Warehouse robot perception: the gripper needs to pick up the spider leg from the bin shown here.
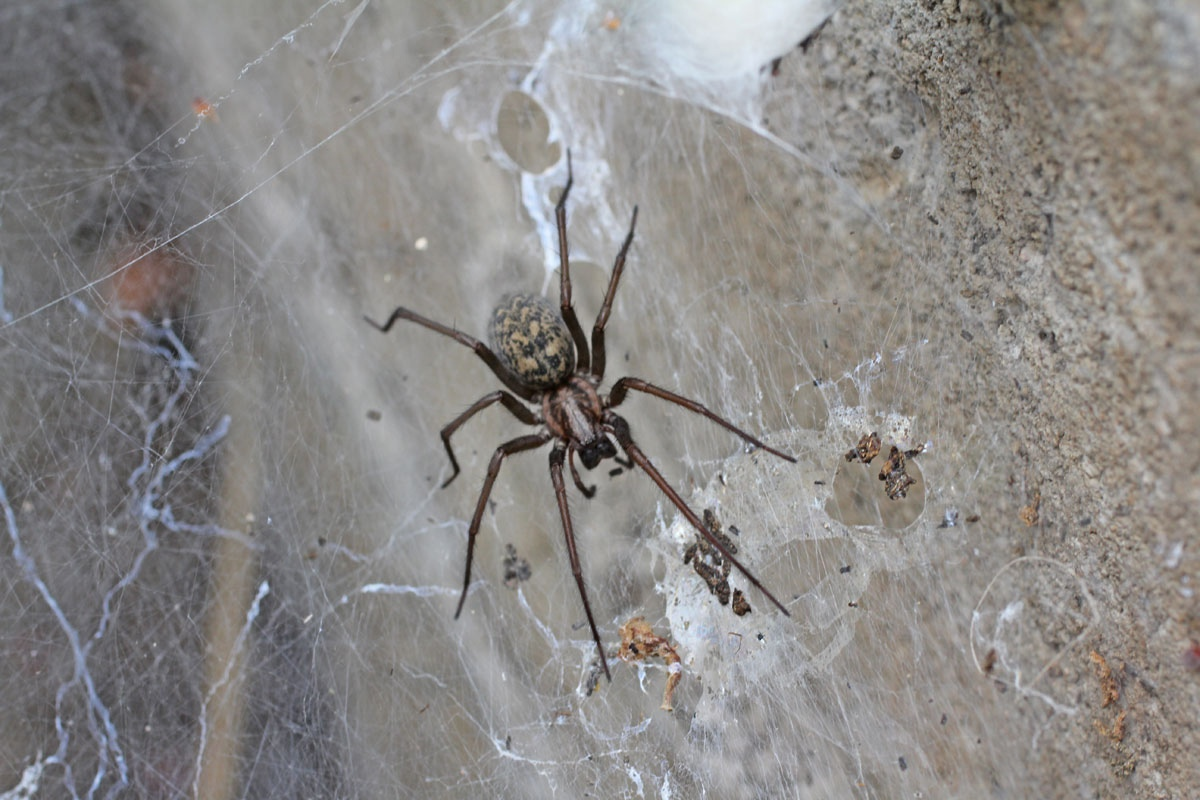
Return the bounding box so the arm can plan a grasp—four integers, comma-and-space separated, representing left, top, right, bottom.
364, 308, 535, 402
589, 205, 638, 381
555, 150, 591, 372
454, 432, 551, 620
438, 391, 540, 488
567, 446, 597, 498
607, 377, 797, 463
549, 444, 611, 681
606, 413, 792, 618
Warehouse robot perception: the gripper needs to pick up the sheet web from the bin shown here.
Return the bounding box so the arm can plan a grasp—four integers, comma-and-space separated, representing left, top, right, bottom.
0, 1, 1097, 798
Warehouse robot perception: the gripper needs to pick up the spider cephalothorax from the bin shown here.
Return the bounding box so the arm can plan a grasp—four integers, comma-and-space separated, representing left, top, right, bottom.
366, 152, 795, 680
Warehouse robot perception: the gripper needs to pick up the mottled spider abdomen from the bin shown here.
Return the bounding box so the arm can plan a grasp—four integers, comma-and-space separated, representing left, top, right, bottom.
488, 293, 576, 390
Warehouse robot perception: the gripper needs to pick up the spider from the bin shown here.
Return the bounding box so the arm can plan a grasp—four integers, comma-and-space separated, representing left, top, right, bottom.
365, 153, 795, 680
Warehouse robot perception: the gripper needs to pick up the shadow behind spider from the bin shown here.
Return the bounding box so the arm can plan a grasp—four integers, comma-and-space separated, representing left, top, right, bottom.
365, 154, 795, 681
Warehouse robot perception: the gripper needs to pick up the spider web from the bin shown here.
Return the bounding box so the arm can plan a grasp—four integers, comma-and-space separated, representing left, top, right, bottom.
2, 0, 1196, 798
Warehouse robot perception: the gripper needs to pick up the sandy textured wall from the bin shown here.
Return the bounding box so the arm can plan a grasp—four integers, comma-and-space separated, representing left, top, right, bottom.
865, 2, 1199, 789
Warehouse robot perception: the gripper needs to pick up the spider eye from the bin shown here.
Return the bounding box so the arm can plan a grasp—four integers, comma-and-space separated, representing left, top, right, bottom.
578, 437, 617, 470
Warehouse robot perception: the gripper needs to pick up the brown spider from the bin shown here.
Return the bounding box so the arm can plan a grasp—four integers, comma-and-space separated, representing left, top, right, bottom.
365, 153, 795, 680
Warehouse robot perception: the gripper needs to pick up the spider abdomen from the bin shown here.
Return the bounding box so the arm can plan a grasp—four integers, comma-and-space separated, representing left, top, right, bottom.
489, 293, 576, 390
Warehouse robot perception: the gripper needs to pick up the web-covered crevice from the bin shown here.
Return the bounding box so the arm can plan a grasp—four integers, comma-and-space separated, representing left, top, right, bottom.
1, 304, 228, 797
0, 1, 1148, 798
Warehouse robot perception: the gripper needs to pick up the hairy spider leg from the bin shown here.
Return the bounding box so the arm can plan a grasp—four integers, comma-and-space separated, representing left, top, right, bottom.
589, 205, 639, 381
555, 151, 591, 372
608, 377, 798, 463
364, 308, 535, 401
549, 444, 611, 680
437, 391, 540, 487
455, 433, 552, 620
606, 415, 792, 617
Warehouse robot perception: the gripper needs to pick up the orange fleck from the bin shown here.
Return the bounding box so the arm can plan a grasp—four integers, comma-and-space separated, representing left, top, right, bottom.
102, 241, 192, 324
1089, 650, 1119, 707
1019, 490, 1041, 526
192, 97, 219, 122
